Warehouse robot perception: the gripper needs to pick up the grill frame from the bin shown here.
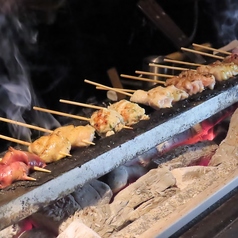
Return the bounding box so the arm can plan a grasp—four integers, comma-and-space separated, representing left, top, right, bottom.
0, 78, 238, 230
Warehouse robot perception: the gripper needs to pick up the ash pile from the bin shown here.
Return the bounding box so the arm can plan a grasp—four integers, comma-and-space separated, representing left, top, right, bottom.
3, 106, 238, 238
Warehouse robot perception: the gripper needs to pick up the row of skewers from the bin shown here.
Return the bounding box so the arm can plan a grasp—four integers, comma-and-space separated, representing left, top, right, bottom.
0, 43, 237, 189
116, 44, 238, 109
0, 98, 151, 188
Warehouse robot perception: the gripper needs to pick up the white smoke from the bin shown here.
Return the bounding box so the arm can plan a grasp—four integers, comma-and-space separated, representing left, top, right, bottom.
207, 0, 238, 45
0, 12, 60, 142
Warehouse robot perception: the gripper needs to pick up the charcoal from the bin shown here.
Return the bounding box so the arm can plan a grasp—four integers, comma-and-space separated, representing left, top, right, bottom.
57, 220, 101, 238
154, 140, 218, 170
209, 108, 238, 166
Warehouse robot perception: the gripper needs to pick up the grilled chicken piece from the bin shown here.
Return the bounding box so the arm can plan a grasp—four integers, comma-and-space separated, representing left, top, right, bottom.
129, 90, 149, 105
1, 146, 46, 168
90, 108, 125, 137
178, 70, 216, 90
108, 99, 149, 126
68, 125, 95, 147
197, 61, 238, 81
147, 86, 175, 108
130, 85, 188, 109
223, 53, 238, 65
148, 85, 188, 109
0, 161, 33, 189
54, 124, 95, 148
53, 124, 75, 141
166, 73, 205, 96
28, 133, 71, 163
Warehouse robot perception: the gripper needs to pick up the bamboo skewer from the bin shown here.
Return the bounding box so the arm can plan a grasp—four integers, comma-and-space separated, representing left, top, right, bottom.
164, 58, 203, 67
148, 63, 196, 71
0, 117, 52, 134
60, 99, 133, 130
120, 74, 166, 85
0, 116, 94, 146
181, 47, 225, 60
33, 108, 96, 144
33, 106, 90, 121
59, 99, 104, 110
84, 79, 133, 97
34, 105, 132, 130
135, 70, 174, 78
0, 135, 51, 174
59, 99, 134, 131
23, 177, 37, 181
0, 135, 31, 146
96, 86, 136, 93
32, 166, 51, 173
192, 43, 231, 55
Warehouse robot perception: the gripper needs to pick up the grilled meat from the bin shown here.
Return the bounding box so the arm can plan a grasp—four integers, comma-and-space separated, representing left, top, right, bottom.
1, 146, 46, 168
28, 133, 71, 163
53, 124, 95, 148
178, 70, 216, 90
108, 99, 149, 126
0, 161, 33, 189
129, 90, 149, 105
90, 108, 125, 137
223, 53, 238, 65
197, 61, 238, 81
130, 85, 188, 109
166, 75, 204, 96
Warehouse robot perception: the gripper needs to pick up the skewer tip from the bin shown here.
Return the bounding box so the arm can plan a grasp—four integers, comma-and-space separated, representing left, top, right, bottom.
32, 166, 51, 173
82, 140, 95, 145
60, 152, 72, 157
25, 176, 37, 181
123, 125, 133, 130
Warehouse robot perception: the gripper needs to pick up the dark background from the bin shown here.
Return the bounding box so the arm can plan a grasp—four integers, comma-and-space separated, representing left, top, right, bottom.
0, 0, 237, 148
24, 0, 234, 109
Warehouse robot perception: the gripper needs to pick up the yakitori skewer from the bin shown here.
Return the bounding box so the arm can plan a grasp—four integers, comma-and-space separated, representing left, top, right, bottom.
33, 106, 132, 129
0, 134, 51, 173
163, 58, 203, 67
0, 125, 72, 158
0, 132, 72, 163
148, 64, 196, 72
181, 47, 225, 60
192, 43, 231, 55
33, 103, 133, 139
134, 70, 174, 78
0, 116, 94, 146
59, 99, 144, 129
120, 74, 166, 85
60, 98, 149, 127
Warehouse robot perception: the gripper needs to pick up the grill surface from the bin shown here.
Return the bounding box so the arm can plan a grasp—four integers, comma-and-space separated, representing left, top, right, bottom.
0, 78, 238, 230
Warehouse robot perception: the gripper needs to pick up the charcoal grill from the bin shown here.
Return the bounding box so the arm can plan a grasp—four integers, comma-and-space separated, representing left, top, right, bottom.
0, 77, 238, 233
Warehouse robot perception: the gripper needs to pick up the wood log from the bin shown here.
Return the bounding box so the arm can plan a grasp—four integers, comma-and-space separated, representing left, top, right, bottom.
58, 167, 176, 237
30, 179, 113, 235
30, 109, 238, 238
112, 108, 238, 238
171, 166, 216, 190
156, 140, 218, 169
57, 220, 101, 238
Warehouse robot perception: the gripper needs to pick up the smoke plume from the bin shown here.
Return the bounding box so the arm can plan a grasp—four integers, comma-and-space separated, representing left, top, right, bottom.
0, 5, 60, 143
206, 0, 238, 45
